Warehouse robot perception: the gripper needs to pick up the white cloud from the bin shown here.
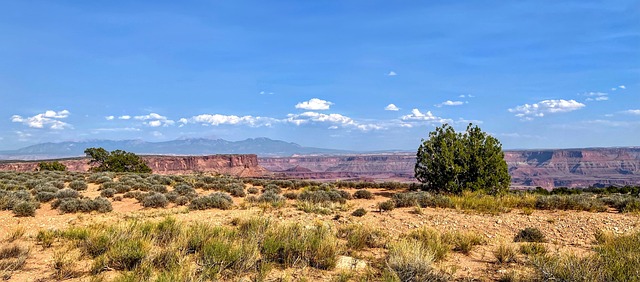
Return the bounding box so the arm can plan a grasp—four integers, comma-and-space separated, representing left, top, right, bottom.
458, 94, 474, 98
105, 116, 115, 120
508, 99, 585, 120
133, 113, 175, 127
295, 98, 333, 110
387, 71, 397, 76
151, 131, 163, 137
184, 114, 278, 127
586, 96, 609, 101
582, 92, 609, 102
286, 112, 383, 131
385, 104, 400, 111
401, 109, 450, 124
435, 100, 465, 107
619, 85, 626, 89
11, 110, 72, 130
622, 109, 640, 115
259, 91, 274, 95
119, 115, 131, 120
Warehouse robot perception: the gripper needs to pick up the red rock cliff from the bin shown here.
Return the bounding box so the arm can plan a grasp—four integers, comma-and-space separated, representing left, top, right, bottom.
259, 148, 640, 188
0, 154, 266, 177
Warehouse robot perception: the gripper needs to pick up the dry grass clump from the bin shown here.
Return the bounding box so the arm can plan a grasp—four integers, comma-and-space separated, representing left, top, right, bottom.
494, 244, 518, 264
0, 244, 30, 279
44, 217, 340, 280
405, 228, 450, 262
533, 231, 640, 281
337, 224, 387, 250
386, 238, 449, 282
445, 231, 487, 254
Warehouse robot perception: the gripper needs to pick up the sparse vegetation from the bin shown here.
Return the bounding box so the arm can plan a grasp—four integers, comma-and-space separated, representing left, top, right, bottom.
0, 170, 637, 281
514, 227, 546, 243
38, 161, 67, 171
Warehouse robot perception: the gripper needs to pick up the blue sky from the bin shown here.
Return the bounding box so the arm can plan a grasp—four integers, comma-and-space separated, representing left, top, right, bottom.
1, 0, 638, 151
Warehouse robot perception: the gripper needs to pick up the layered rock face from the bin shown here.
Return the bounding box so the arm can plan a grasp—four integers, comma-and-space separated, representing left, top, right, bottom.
0, 154, 266, 177
259, 154, 415, 181
259, 148, 640, 188
506, 148, 640, 188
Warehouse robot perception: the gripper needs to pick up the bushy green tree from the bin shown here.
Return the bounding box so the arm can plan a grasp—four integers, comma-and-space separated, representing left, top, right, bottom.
415, 123, 510, 194
84, 147, 152, 173
37, 161, 67, 171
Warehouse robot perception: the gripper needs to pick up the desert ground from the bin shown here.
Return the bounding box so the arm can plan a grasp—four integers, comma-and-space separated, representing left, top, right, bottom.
1, 174, 639, 282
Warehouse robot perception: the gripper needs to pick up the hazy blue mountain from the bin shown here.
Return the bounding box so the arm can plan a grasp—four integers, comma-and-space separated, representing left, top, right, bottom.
0, 138, 353, 160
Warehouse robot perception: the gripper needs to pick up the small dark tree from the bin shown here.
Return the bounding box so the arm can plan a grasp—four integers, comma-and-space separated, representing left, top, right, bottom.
415, 123, 510, 195
37, 161, 67, 171
84, 147, 152, 173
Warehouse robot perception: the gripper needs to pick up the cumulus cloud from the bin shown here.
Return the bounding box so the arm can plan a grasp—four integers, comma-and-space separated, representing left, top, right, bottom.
385, 104, 400, 111
508, 99, 585, 120
387, 71, 397, 76
11, 110, 72, 129
119, 115, 131, 120
619, 85, 626, 89
286, 112, 383, 131
182, 114, 278, 127
105, 116, 115, 120
435, 100, 465, 107
458, 94, 475, 98
133, 113, 175, 127
622, 109, 640, 115
295, 98, 333, 110
401, 109, 450, 124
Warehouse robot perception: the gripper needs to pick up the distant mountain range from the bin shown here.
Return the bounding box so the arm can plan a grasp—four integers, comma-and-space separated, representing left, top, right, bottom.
0, 138, 371, 160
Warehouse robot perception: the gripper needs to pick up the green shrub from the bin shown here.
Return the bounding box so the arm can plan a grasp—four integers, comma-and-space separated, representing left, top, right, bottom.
173, 184, 195, 196
299, 190, 347, 204
514, 227, 546, 243
38, 161, 67, 171
142, 193, 168, 208
189, 193, 233, 210
247, 187, 259, 194
35, 191, 56, 202
174, 196, 189, 206
229, 185, 246, 197
353, 189, 374, 199
69, 180, 88, 191
55, 197, 112, 213
12, 201, 36, 217
255, 191, 285, 206
378, 200, 396, 212
283, 192, 298, 200
150, 184, 168, 193
351, 208, 367, 217
100, 188, 116, 198
56, 188, 80, 199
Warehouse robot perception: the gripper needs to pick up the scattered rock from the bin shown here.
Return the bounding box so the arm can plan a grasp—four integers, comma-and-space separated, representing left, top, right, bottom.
335, 256, 367, 271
